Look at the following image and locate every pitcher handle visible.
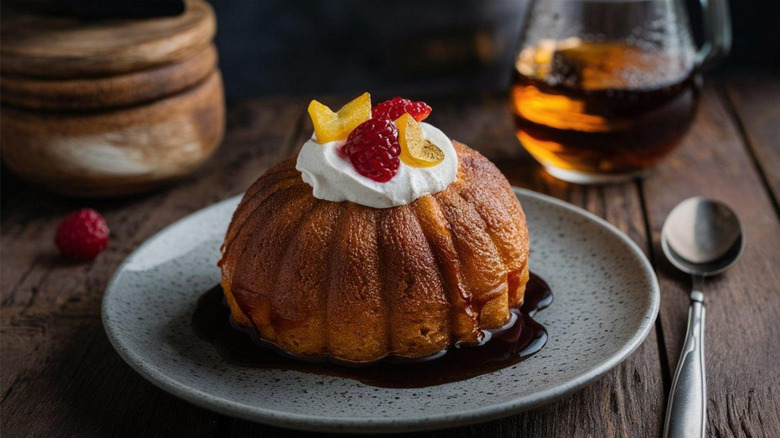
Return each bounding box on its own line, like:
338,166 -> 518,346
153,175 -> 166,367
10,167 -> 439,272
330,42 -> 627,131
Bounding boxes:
696,0 -> 732,70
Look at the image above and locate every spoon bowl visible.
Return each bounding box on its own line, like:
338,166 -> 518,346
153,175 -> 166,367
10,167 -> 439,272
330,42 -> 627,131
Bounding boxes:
661,197 -> 745,276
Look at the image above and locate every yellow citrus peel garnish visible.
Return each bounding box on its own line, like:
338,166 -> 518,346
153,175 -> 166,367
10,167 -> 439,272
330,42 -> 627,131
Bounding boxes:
396,113 -> 445,168
308,92 -> 371,143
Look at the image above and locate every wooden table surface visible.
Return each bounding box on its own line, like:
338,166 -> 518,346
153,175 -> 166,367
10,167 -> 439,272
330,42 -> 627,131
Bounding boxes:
3,71 -> 779,438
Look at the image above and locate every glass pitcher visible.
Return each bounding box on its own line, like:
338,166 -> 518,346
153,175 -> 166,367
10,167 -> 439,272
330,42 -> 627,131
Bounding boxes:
510,0 -> 731,183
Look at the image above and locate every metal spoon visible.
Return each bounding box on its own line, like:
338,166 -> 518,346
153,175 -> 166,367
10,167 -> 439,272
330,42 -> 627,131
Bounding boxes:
661,197 -> 745,438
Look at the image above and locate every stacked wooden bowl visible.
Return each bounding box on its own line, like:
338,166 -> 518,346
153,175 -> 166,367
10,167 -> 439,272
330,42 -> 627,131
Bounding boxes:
0,0 -> 224,197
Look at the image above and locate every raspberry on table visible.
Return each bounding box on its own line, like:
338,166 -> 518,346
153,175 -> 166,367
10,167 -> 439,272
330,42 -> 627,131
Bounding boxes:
55,208 -> 110,261
372,97 -> 432,122
342,118 -> 401,183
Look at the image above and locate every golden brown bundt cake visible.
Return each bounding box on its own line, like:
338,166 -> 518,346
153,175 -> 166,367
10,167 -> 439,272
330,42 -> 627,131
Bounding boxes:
218,142 -> 529,363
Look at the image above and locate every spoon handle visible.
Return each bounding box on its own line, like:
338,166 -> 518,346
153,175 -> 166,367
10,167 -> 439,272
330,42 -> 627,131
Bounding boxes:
663,291 -> 706,438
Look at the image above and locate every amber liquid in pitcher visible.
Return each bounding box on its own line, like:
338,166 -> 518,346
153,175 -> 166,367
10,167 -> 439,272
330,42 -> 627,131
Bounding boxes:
511,40 -> 700,179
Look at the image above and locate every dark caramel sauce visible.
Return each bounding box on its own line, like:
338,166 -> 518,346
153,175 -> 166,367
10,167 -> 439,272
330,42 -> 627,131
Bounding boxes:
193,273 -> 552,388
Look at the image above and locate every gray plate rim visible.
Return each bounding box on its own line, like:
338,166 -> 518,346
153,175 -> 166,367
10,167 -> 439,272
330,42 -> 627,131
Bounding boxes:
102,187 -> 660,433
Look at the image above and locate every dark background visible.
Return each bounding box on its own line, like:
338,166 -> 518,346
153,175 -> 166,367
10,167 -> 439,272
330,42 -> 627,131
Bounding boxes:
4,0 -> 778,99
209,0 -> 780,100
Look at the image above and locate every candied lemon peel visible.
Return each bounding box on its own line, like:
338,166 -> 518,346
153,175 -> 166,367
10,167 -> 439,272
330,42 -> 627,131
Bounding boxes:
396,113 -> 445,168
308,92 -> 372,143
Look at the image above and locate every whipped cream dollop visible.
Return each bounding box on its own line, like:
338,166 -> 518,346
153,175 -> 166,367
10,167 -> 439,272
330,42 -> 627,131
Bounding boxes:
296,122 -> 458,209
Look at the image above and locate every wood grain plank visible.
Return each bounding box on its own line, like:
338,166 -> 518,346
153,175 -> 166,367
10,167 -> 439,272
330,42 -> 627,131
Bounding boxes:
723,72 -> 780,212
1,309 -> 221,437
1,97 -> 308,438
230,94 -> 666,437
643,85 -> 780,438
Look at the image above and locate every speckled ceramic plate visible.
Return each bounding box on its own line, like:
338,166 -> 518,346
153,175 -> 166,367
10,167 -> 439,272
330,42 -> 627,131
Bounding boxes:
103,187 -> 659,433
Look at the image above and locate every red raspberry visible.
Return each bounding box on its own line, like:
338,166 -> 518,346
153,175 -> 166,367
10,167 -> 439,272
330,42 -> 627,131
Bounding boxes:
372,97 -> 432,122
55,209 -> 110,261
342,118 -> 401,183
